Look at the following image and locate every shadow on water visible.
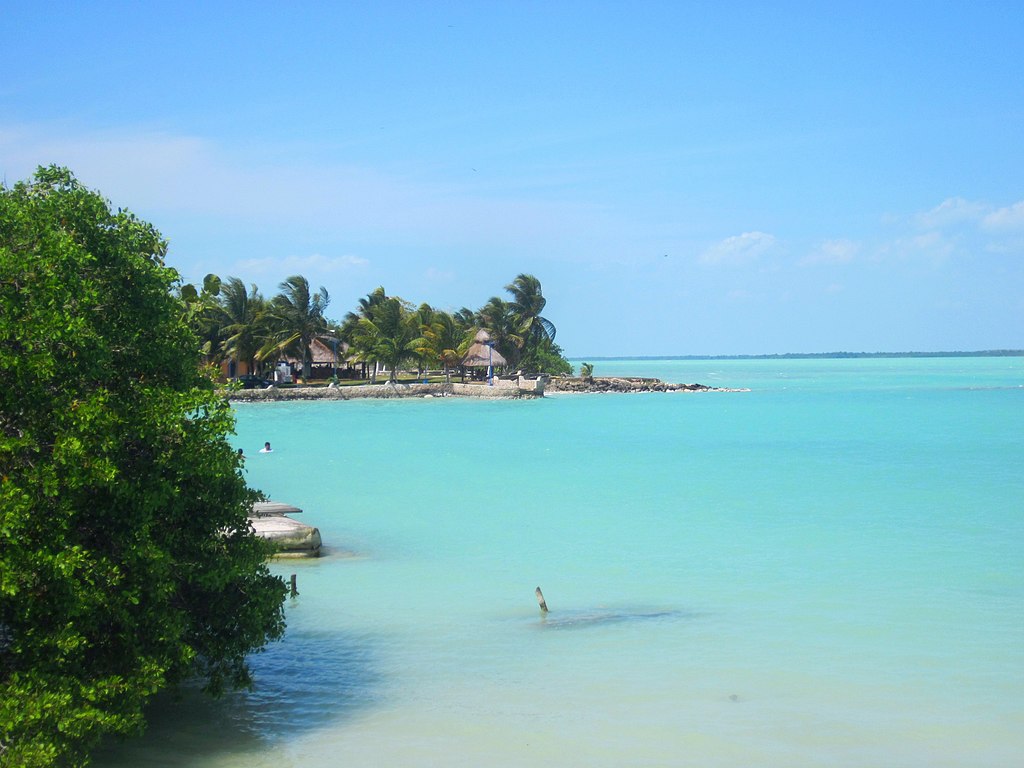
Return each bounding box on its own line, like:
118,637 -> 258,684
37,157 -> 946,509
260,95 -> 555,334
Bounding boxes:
534,607 -> 694,631
92,626 -> 381,767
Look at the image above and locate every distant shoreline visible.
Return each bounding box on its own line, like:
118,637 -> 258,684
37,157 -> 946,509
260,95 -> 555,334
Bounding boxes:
571,350 -> 1024,361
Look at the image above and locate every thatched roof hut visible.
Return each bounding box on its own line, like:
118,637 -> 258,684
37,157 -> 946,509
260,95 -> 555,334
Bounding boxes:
461,329 -> 507,368
282,336 -> 355,376
309,336 -> 350,365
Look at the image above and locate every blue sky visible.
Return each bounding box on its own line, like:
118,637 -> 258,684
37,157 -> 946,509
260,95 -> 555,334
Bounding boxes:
4,1 -> 1022,355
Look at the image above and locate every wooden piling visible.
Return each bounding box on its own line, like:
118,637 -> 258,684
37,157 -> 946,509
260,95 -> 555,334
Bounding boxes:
290,573 -> 298,597
535,586 -> 548,613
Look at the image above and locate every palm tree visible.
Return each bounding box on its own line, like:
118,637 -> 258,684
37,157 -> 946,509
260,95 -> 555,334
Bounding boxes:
411,303 -> 437,376
263,275 -> 330,381
453,306 -> 477,330
353,296 -> 420,383
416,308 -> 474,383
217,277 -> 267,376
179,273 -> 224,364
506,273 -> 556,366
341,286 -> 388,381
477,296 -> 524,368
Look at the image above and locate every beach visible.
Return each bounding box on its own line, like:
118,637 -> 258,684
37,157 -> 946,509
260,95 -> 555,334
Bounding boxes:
95,356 -> 1024,767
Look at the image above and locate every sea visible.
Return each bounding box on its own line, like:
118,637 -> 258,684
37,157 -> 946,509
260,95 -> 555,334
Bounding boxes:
95,356 -> 1024,767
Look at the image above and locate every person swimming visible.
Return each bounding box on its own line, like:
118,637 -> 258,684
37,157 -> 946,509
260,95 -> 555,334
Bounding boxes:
259,442 -> 273,453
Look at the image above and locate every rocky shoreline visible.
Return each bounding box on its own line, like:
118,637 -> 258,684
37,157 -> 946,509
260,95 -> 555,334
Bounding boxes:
546,376 -> 743,394
225,376 -> 744,402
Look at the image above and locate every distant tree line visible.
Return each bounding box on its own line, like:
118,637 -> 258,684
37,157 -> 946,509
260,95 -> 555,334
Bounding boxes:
181,272 -> 573,381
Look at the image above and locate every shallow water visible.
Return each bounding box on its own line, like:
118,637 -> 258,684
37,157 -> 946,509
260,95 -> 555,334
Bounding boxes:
95,357 -> 1024,767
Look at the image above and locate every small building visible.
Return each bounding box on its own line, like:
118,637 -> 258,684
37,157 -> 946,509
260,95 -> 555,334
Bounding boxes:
281,336 -> 366,381
460,329 -> 507,382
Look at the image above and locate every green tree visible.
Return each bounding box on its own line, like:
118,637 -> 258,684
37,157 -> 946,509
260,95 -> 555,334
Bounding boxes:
475,276 -> 569,374
179,273 -> 225,362
477,296 -> 524,369
342,286 -> 387,336
0,167 -> 286,768
263,275 -> 330,381
341,286 -> 388,382
410,303 -> 438,376
530,341 -> 572,375
416,308 -> 474,383
503,273 -> 568,372
217,276 -> 269,376
353,296 -> 420,383
506,273 -> 556,349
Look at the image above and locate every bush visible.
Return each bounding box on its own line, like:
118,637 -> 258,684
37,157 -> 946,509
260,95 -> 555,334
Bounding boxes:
0,167 -> 286,767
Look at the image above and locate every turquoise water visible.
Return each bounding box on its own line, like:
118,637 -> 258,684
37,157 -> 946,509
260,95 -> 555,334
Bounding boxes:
96,357 -> 1024,767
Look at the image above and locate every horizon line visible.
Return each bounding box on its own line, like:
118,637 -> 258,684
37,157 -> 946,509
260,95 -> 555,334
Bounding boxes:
568,350 -> 1024,361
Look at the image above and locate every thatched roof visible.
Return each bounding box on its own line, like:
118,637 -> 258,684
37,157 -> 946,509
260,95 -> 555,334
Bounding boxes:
284,337 -> 352,366
461,329 -> 507,368
310,337 -> 346,364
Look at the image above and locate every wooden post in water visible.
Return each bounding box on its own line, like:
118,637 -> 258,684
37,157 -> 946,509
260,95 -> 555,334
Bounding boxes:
290,573 -> 298,597
535,586 -> 548,613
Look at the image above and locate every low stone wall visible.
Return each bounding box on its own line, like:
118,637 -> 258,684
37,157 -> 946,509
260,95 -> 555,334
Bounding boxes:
449,382 -> 540,399
227,380 -> 544,402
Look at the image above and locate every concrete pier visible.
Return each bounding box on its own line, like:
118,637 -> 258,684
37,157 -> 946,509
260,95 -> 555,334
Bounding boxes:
249,501 -> 322,557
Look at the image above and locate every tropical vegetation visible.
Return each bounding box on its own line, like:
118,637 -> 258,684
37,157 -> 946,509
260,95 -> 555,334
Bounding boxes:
189,272 -> 572,381
263,275 -> 331,381
0,167 -> 287,767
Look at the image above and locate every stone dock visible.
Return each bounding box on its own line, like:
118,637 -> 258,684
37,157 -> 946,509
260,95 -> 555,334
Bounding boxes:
250,501 -> 322,557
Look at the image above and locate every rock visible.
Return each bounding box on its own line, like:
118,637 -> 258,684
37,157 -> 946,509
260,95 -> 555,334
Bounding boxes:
250,515 -> 322,557
547,376 -> 718,394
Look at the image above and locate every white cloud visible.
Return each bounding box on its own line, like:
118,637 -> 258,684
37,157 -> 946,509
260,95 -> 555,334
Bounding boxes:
982,201 -> 1024,231
802,239 -> 859,265
872,197 -> 1024,264
879,231 -> 955,263
235,253 -> 368,276
700,231 -> 776,265
0,121 -> 607,247
984,235 -> 1024,254
915,197 -> 986,229
907,196 -> 1024,235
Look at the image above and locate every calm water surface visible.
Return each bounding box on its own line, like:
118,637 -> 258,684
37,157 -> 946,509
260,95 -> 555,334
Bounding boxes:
96,357 -> 1024,767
